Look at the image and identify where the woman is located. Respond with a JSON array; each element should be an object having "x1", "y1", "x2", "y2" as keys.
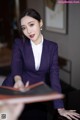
[{"x1": 2, "y1": 8, "x2": 80, "y2": 120}]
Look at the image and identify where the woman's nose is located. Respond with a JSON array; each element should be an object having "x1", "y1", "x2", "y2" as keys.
[{"x1": 27, "y1": 28, "x2": 31, "y2": 34}]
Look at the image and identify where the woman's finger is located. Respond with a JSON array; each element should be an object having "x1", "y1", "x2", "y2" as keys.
[
  {"x1": 25, "y1": 81, "x2": 29, "y2": 87},
  {"x1": 67, "y1": 114, "x2": 79, "y2": 120},
  {"x1": 64, "y1": 115, "x2": 72, "y2": 120}
]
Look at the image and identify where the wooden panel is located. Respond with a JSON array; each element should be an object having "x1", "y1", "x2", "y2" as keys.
[{"x1": 0, "y1": 47, "x2": 11, "y2": 67}]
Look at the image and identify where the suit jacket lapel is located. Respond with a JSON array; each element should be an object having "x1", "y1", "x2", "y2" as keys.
[
  {"x1": 39, "y1": 39, "x2": 48, "y2": 71},
  {"x1": 24, "y1": 40, "x2": 35, "y2": 70}
]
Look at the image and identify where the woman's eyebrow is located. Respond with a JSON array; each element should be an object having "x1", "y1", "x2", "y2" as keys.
[
  {"x1": 21, "y1": 25, "x2": 25, "y2": 28},
  {"x1": 21, "y1": 21, "x2": 34, "y2": 27},
  {"x1": 28, "y1": 21, "x2": 34, "y2": 24}
]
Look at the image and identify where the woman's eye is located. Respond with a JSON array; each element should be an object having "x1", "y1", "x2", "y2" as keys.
[
  {"x1": 30, "y1": 24, "x2": 34, "y2": 27},
  {"x1": 21, "y1": 27, "x2": 26, "y2": 31}
]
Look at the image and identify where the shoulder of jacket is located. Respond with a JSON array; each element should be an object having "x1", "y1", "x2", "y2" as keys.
[
  {"x1": 14, "y1": 38, "x2": 23, "y2": 44},
  {"x1": 44, "y1": 39, "x2": 58, "y2": 47}
]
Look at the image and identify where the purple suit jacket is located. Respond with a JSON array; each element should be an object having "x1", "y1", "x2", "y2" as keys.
[{"x1": 2, "y1": 38, "x2": 64, "y2": 109}]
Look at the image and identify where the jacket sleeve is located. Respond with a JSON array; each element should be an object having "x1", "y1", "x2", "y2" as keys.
[
  {"x1": 11, "y1": 39, "x2": 23, "y2": 76},
  {"x1": 50, "y1": 43, "x2": 64, "y2": 109}
]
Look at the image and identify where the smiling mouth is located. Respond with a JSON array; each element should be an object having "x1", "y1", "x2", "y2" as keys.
[{"x1": 29, "y1": 34, "x2": 35, "y2": 38}]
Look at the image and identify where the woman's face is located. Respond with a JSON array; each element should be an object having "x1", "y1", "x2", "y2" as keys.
[{"x1": 21, "y1": 16, "x2": 43, "y2": 44}]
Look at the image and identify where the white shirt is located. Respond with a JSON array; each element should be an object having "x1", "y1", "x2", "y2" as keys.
[{"x1": 30, "y1": 37, "x2": 43, "y2": 71}]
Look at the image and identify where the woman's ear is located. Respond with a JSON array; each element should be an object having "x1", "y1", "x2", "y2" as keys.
[{"x1": 40, "y1": 19, "x2": 43, "y2": 28}]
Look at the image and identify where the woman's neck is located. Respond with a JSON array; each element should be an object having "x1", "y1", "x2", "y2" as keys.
[{"x1": 33, "y1": 34, "x2": 43, "y2": 45}]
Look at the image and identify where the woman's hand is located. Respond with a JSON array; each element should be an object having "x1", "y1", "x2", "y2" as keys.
[
  {"x1": 14, "y1": 80, "x2": 29, "y2": 92},
  {"x1": 14, "y1": 75, "x2": 24, "y2": 90},
  {"x1": 14, "y1": 79, "x2": 24, "y2": 90},
  {"x1": 58, "y1": 108, "x2": 80, "y2": 120}
]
